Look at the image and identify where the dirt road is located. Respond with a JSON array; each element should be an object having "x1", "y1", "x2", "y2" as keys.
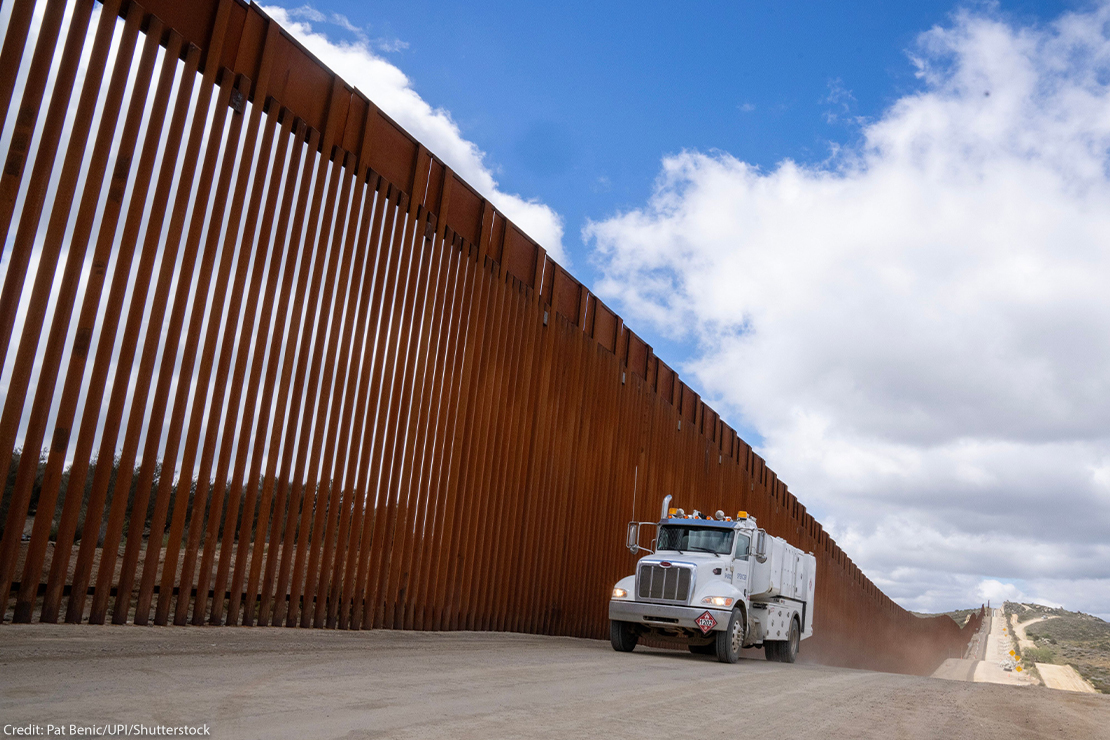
[
  {"x1": 974, "y1": 608, "x2": 1036, "y2": 686},
  {"x1": 1011, "y1": 612, "x2": 1058, "y2": 650},
  {"x1": 2, "y1": 624, "x2": 1108, "y2": 739},
  {"x1": 1037, "y1": 662, "x2": 1100, "y2": 694}
]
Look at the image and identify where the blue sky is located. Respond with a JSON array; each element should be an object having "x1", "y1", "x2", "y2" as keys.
[
  {"x1": 307, "y1": 2, "x2": 1070, "y2": 238},
  {"x1": 286, "y1": 0, "x2": 1076, "y2": 362},
  {"x1": 265, "y1": 0, "x2": 1110, "y2": 616}
]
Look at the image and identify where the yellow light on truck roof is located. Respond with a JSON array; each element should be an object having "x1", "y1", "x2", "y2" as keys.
[{"x1": 737, "y1": 511, "x2": 748, "y2": 519}]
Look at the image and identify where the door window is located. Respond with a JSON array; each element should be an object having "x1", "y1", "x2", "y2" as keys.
[{"x1": 734, "y1": 533, "x2": 750, "y2": 561}]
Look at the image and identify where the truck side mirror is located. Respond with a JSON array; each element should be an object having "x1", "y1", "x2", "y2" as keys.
[
  {"x1": 755, "y1": 530, "x2": 768, "y2": 563},
  {"x1": 626, "y1": 522, "x2": 640, "y2": 553}
]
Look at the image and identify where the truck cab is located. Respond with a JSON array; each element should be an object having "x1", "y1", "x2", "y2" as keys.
[{"x1": 609, "y1": 495, "x2": 816, "y2": 664}]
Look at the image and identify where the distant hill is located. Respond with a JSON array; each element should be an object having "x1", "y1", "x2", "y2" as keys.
[{"x1": 1005, "y1": 601, "x2": 1109, "y2": 693}]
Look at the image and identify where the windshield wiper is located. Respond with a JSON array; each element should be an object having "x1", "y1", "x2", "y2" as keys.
[{"x1": 687, "y1": 546, "x2": 720, "y2": 557}]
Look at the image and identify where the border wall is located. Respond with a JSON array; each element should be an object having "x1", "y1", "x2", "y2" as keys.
[{"x1": 0, "y1": 0, "x2": 980, "y2": 674}]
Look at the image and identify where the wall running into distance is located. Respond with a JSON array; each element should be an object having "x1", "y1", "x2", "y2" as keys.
[{"x1": 0, "y1": 0, "x2": 980, "y2": 674}]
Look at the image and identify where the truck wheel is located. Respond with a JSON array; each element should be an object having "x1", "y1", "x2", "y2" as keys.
[
  {"x1": 688, "y1": 643, "x2": 715, "y2": 655},
  {"x1": 714, "y1": 608, "x2": 746, "y2": 664},
  {"x1": 764, "y1": 640, "x2": 781, "y2": 662},
  {"x1": 610, "y1": 620, "x2": 638, "y2": 652},
  {"x1": 780, "y1": 618, "x2": 800, "y2": 664}
]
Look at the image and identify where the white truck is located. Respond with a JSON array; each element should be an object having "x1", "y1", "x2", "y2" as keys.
[{"x1": 609, "y1": 495, "x2": 816, "y2": 664}]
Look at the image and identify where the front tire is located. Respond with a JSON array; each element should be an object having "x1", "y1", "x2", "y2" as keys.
[
  {"x1": 610, "y1": 620, "x2": 638, "y2": 652},
  {"x1": 715, "y1": 608, "x2": 746, "y2": 664}
]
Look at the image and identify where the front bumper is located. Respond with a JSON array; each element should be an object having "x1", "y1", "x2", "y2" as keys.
[{"x1": 609, "y1": 599, "x2": 731, "y2": 633}]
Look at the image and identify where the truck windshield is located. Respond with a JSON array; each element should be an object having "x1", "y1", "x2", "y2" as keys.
[{"x1": 657, "y1": 526, "x2": 735, "y2": 555}]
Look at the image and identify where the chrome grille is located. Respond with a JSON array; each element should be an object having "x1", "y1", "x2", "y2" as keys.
[{"x1": 636, "y1": 562, "x2": 694, "y2": 604}]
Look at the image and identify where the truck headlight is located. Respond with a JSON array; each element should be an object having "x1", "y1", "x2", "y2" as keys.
[
  {"x1": 701, "y1": 596, "x2": 733, "y2": 607},
  {"x1": 612, "y1": 588, "x2": 629, "y2": 599}
]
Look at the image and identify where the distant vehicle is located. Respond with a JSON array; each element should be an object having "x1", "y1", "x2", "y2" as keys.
[{"x1": 609, "y1": 495, "x2": 817, "y2": 663}]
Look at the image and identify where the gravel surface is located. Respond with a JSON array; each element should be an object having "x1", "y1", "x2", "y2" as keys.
[{"x1": 2, "y1": 624, "x2": 1108, "y2": 739}]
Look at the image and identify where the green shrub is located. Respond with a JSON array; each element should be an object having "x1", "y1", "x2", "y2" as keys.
[{"x1": 1022, "y1": 646, "x2": 1056, "y2": 663}]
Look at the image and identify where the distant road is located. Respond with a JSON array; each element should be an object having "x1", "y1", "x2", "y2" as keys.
[
  {"x1": 1012, "y1": 612, "x2": 1059, "y2": 650},
  {"x1": 2, "y1": 625, "x2": 1107, "y2": 739}
]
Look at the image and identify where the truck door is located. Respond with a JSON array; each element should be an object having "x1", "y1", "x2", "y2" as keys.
[{"x1": 733, "y1": 531, "x2": 752, "y2": 596}]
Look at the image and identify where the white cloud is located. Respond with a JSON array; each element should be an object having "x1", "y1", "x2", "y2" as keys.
[
  {"x1": 586, "y1": 4, "x2": 1110, "y2": 617},
  {"x1": 975, "y1": 579, "x2": 1033, "y2": 606},
  {"x1": 261, "y1": 5, "x2": 567, "y2": 263}
]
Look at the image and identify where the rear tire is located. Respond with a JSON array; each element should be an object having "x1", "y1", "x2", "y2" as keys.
[
  {"x1": 610, "y1": 620, "x2": 638, "y2": 652},
  {"x1": 764, "y1": 639, "x2": 781, "y2": 662},
  {"x1": 781, "y1": 618, "x2": 800, "y2": 664},
  {"x1": 715, "y1": 608, "x2": 746, "y2": 664}
]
